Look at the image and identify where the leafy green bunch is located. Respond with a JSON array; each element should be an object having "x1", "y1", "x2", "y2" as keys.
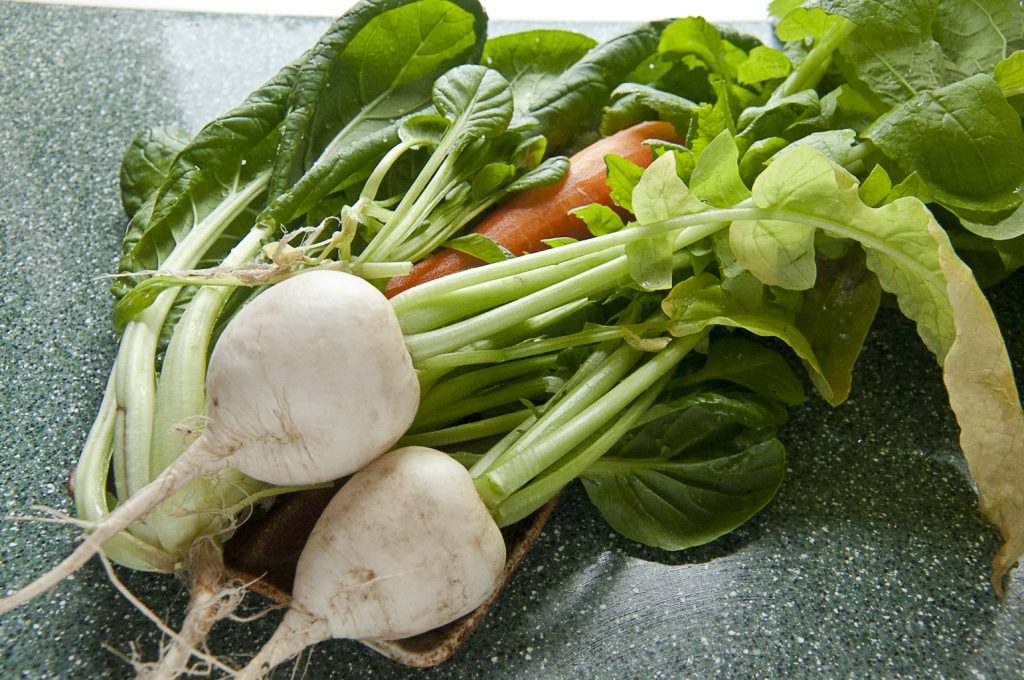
[{"x1": 484, "y1": 0, "x2": 1024, "y2": 590}]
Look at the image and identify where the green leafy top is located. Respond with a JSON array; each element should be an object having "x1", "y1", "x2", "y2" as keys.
[
  {"x1": 615, "y1": 138, "x2": 1024, "y2": 592},
  {"x1": 270, "y1": 0, "x2": 487, "y2": 197}
]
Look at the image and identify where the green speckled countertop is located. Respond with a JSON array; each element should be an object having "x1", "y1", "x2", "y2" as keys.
[{"x1": 0, "y1": 3, "x2": 1021, "y2": 678}]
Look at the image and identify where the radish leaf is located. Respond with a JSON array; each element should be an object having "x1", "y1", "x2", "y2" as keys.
[{"x1": 582, "y1": 392, "x2": 786, "y2": 550}]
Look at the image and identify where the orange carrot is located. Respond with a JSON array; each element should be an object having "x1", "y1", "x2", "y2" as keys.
[{"x1": 384, "y1": 120, "x2": 681, "y2": 297}]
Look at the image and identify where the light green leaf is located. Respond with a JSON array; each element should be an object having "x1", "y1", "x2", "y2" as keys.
[
  {"x1": 541, "y1": 237, "x2": 578, "y2": 248},
  {"x1": 659, "y1": 17, "x2": 732, "y2": 80},
  {"x1": 750, "y1": 147, "x2": 952, "y2": 356},
  {"x1": 783, "y1": 129, "x2": 858, "y2": 166},
  {"x1": 632, "y1": 152, "x2": 708, "y2": 224},
  {"x1": 661, "y1": 272, "x2": 829, "y2": 401},
  {"x1": 729, "y1": 218, "x2": 817, "y2": 291},
  {"x1": 604, "y1": 154, "x2": 645, "y2": 213},
  {"x1": 433, "y1": 65, "x2": 515, "y2": 146},
  {"x1": 687, "y1": 78, "x2": 735, "y2": 155},
  {"x1": 995, "y1": 50, "x2": 1024, "y2": 97},
  {"x1": 689, "y1": 130, "x2": 751, "y2": 208},
  {"x1": 443, "y1": 233, "x2": 514, "y2": 263},
  {"x1": 737, "y1": 45, "x2": 792, "y2": 85},
  {"x1": 775, "y1": 6, "x2": 844, "y2": 41},
  {"x1": 713, "y1": 232, "x2": 765, "y2": 310},
  {"x1": 885, "y1": 171, "x2": 934, "y2": 203},
  {"x1": 768, "y1": 0, "x2": 804, "y2": 23},
  {"x1": 570, "y1": 203, "x2": 626, "y2": 236},
  {"x1": 626, "y1": 233, "x2": 676, "y2": 291},
  {"x1": 857, "y1": 164, "x2": 893, "y2": 207}
]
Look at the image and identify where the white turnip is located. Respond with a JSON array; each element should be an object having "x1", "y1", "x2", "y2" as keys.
[
  {"x1": 235, "y1": 446, "x2": 507, "y2": 679},
  {"x1": 0, "y1": 269, "x2": 419, "y2": 615}
]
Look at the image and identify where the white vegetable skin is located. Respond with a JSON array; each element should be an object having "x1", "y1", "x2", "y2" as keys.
[
  {"x1": 202, "y1": 269, "x2": 420, "y2": 485},
  {"x1": 238, "y1": 446, "x2": 507, "y2": 677}
]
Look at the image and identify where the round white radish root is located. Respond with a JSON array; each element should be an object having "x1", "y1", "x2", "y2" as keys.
[
  {"x1": 0, "y1": 270, "x2": 420, "y2": 615},
  {"x1": 236, "y1": 446, "x2": 507, "y2": 678},
  {"x1": 201, "y1": 269, "x2": 419, "y2": 485}
]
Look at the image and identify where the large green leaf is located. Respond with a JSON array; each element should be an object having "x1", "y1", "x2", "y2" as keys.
[
  {"x1": 118, "y1": 126, "x2": 189, "y2": 220},
  {"x1": 115, "y1": 56, "x2": 301, "y2": 296},
  {"x1": 258, "y1": 123, "x2": 401, "y2": 226},
  {"x1": 676, "y1": 337, "x2": 805, "y2": 406},
  {"x1": 482, "y1": 30, "x2": 596, "y2": 120},
  {"x1": 745, "y1": 147, "x2": 1024, "y2": 587},
  {"x1": 582, "y1": 392, "x2": 786, "y2": 550},
  {"x1": 600, "y1": 83, "x2": 696, "y2": 136},
  {"x1": 865, "y1": 74, "x2": 1024, "y2": 213},
  {"x1": 270, "y1": 0, "x2": 487, "y2": 198},
  {"x1": 794, "y1": 250, "x2": 881, "y2": 405},
  {"x1": 526, "y1": 21, "x2": 666, "y2": 151},
  {"x1": 833, "y1": 4, "x2": 954, "y2": 109},
  {"x1": 934, "y1": 0, "x2": 1024, "y2": 76}
]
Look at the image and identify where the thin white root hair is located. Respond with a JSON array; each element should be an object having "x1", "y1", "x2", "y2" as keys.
[
  {"x1": 99, "y1": 219, "x2": 354, "y2": 290},
  {"x1": 289, "y1": 646, "x2": 315, "y2": 680},
  {"x1": 0, "y1": 447, "x2": 217, "y2": 616},
  {"x1": 4, "y1": 505, "x2": 93, "y2": 529},
  {"x1": 172, "y1": 415, "x2": 211, "y2": 438},
  {"x1": 102, "y1": 639, "x2": 144, "y2": 670},
  {"x1": 139, "y1": 539, "x2": 244, "y2": 680},
  {"x1": 227, "y1": 600, "x2": 287, "y2": 625},
  {"x1": 96, "y1": 550, "x2": 234, "y2": 677},
  {"x1": 95, "y1": 552, "x2": 183, "y2": 658}
]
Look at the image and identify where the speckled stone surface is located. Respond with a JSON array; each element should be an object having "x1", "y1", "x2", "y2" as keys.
[{"x1": 0, "y1": 3, "x2": 1022, "y2": 678}]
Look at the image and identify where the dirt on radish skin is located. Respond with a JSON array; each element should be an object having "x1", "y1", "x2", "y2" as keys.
[{"x1": 237, "y1": 446, "x2": 507, "y2": 678}]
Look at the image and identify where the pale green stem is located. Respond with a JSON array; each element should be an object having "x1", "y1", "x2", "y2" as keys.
[
  {"x1": 73, "y1": 367, "x2": 174, "y2": 571},
  {"x1": 114, "y1": 171, "x2": 270, "y2": 499},
  {"x1": 398, "y1": 410, "x2": 532, "y2": 448},
  {"x1": 478, "y1": 334, "x2": 701, "y2": 507},
  {"x1": 771, "y1": 16, "x2": 856, "y2": 101},
  {"x1": 492, "y1": 373, "x2": 669, "y2": 527}
]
